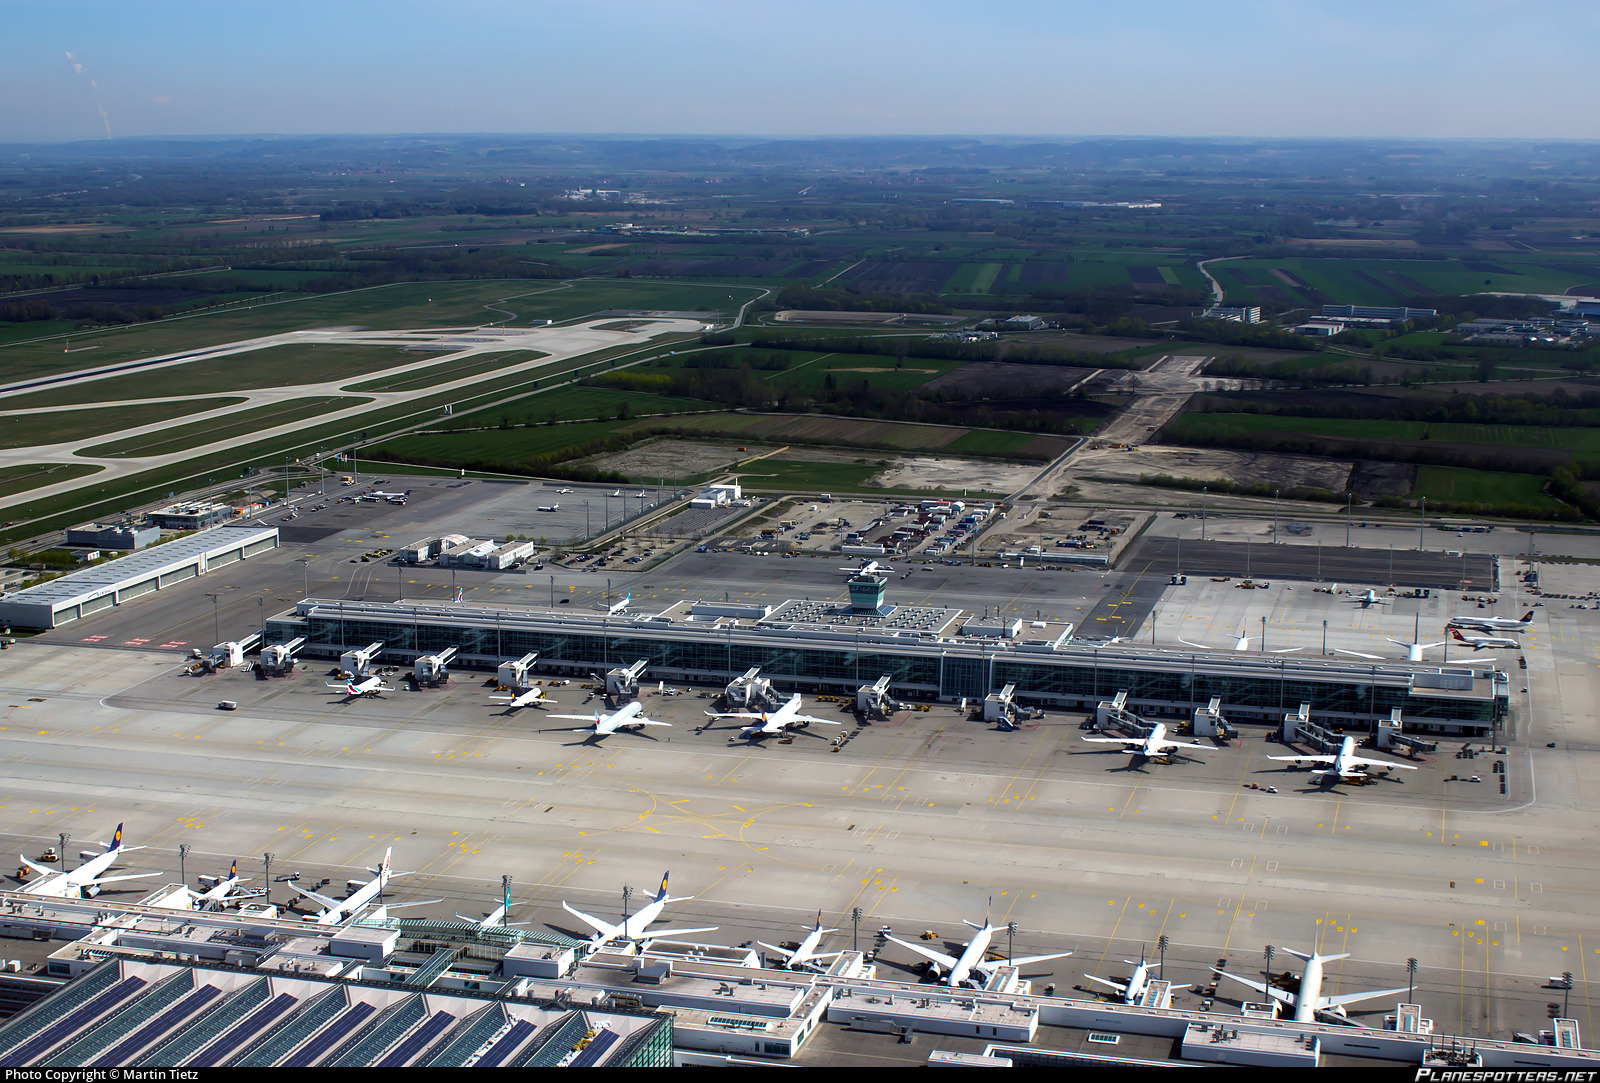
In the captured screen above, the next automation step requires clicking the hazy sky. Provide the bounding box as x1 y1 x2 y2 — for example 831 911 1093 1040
9 0 1599 142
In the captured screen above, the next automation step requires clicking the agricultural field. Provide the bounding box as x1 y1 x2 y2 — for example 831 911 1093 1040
372 420 630 471
81 396 365 458
631 411 1076 459
1216 256 1600 308
0 398 245 450
1411 466 1564 510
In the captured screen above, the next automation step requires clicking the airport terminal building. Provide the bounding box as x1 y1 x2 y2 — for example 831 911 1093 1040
266 596 1509 736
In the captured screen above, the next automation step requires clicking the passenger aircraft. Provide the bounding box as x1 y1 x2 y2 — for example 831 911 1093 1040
1450 628 1519 651
326 675 393 699
1214 944 1409 1022
1086 950 1156 1004
537 503 560 512
490 685 555 711
1356 589 1391 608
293 849 424 925
1080 722 1213 762
549 700 670 738
1336 634 1444 663
562 872 717 946
885 911 1073 988
1450 610 1535 633
760 912 842 972
704 692 840 737
1269 735 1418 783
842 560 893 576
18 823 158 899
187 861 248 911
601 594 632 616
1178 628 1300 653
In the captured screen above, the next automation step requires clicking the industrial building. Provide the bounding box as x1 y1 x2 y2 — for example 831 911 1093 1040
1320 305 1437 322
64 522 162 550
264 594 1508 736
148 501 236 531
0 525 279 630
1200 304 1261 324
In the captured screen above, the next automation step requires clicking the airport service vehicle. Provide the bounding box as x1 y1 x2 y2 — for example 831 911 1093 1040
1450 628 1519 651
760 912 843 972
885 909 1073 989
18 823 157 899
1214 945 1409 1023
1449 610 1534 633
562 872 717 947
1269 735 1418 784
704 692 840 738
1080 722 1213 762
549 699 670 738
537 503 561 512
326 676 394 699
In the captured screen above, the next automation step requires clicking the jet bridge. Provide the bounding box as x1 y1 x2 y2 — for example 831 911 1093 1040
498 651 540 690
1377 709 1437 755
1096 690 1140 731
984 682 1019 729
260 636 306 676
339 642 384 679
1281 703 1338 753
856 675 893 717
414 645 458 686
606 659 649 699
725 667 778 710
1193 696 1234 739
207 632 261 670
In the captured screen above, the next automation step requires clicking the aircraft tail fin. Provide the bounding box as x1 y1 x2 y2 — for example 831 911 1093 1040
1521 610 1534 622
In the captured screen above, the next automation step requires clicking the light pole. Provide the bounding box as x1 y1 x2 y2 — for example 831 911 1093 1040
179 844 190 887
1407 957 1418 1003
1322 619 1328 656
1157 934 1169 976
1345 492 1352 547
1564 971 1574 1019
1264 943 1275 983
1273 489 1279 543
1006 921 1018 964
297 558 310 598
263 852 274 906
852 906 863 953
584 501 591 539
1201 486 1207 542
59 833 70 873
1419 496 1426 551
622 884 633 925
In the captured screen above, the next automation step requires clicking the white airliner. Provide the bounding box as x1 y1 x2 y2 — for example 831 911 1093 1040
490 685 555 711
1450 610 1534 633
610 489 622 498
842 560 893 576
556 487 574 494
1356 589 1390 608
562 872 717 946
1450 628 1519 651
601 594 632 616
326 675 393 699
1080 722 1213 761
537 503 561 512
1270 735 1418 783
293 848 424 925
705 692 840 737
760 912 842 972
550 699 671 738
18 823 158 899
1336 634 1444 663
886 912 1073 988
1178 627 1300 654
1214 945 1409 1022
1086 950 1156 1004
186 860 248 911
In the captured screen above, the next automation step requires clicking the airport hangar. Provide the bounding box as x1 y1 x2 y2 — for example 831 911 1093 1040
263 572 1509 739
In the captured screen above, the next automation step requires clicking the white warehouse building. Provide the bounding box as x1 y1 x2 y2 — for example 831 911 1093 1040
0 525 278 630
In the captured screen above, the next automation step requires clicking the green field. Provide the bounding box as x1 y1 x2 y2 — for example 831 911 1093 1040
82 396 366 458
374 419 630 468
345 350 549 393
945 429 1044 454
1412 466 1564 510
0 398 245 450
0 462 102 500
444 385 720 430
1171 413 1428 442
1218 256 1600 308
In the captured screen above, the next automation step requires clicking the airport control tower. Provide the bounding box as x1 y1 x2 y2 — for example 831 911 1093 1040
846 563 889 614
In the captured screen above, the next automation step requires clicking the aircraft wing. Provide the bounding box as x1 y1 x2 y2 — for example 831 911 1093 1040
1333 648 1386 661
1268 754 1336 765
1321 985 1412 1010
1348 756 1417 771
561 901 617 937
1081 736 1139 747
636 925 719 942
884 935 960 972
17 856 56 879
1003 950 1074 969
704 710 766 720
789 714 840 726
1084 973 1129 995
1214 967 1294 1006
549 713 602 722
1176 637 1215 651
1266 647 1304 654
632 717 671 727
293 884 343 911
1157 740 1214 752
80 872 160 885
